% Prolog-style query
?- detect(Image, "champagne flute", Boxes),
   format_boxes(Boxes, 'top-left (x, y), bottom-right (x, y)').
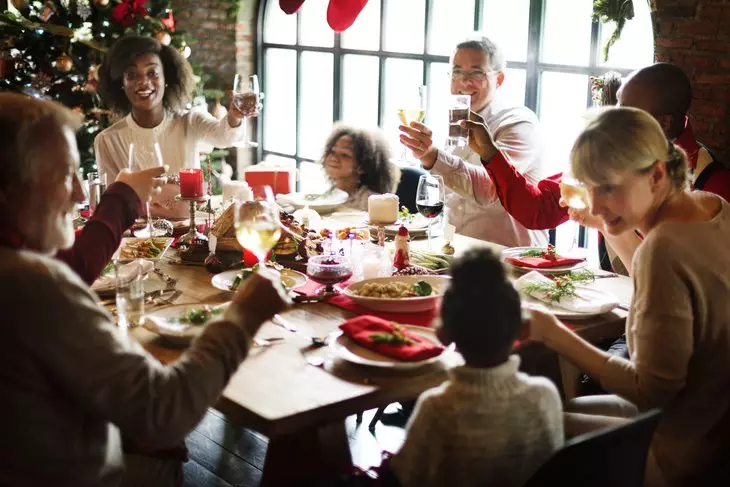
top-left (397, 85), bottom-right (427, 164)
top-left (416, 174), bottom-right (445, 250)
top-left (234, 185), bottom-right (281, 266)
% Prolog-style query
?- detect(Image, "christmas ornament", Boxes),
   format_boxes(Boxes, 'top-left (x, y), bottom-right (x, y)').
top-left (84, 64), bottom-right (99, 93)
top-left (92, 0), bottom-right (110, 6)
top-left (77, 0), bottom-right (92, 20)
top-left (327, 0), bottom-right (369, 32)
top-left (55, 54), bottom-right (73, 73)
top-left (39, 1), bottom-right (57, 22)
top-left (10, 0), bottom-right (30, 13)
top-left (180, 45), bottom-right (191, 59)
top-left (155, 31), bottom-right (171, 46)
top-left (161, 10), bottom-right (176, 32)
top-left (209, 96), bottom-right (227, 119)
top-left (279, 0), bottom-right (305, 14)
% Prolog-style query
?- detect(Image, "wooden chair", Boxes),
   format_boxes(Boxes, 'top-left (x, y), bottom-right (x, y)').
top-left (523, 408), bottom-right (662, 487)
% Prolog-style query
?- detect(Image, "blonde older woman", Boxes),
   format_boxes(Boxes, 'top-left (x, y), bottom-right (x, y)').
top-left (516, 107), bottom-right (730, 486)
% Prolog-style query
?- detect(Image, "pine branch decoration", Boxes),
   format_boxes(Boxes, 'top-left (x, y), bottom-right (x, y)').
top-left (593, 0), bottom-right (636, 62)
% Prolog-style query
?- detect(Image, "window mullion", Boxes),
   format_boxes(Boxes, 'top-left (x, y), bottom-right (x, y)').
top-left (295, 11), bottom-right (302, 191)
top-left (377, 0), bottom-right (387, 127)
top-left (334, 32), bottom-right (342, 122)
top-left (525, 0), bottom-right (544, 112)
top-left (474, 0), bottom-right (483, 31)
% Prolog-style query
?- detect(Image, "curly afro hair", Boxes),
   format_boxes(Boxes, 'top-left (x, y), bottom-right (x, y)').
top-left (98, 35), bottom-right (196, 115)
top-left (320, 123), bottom-right (400, 194)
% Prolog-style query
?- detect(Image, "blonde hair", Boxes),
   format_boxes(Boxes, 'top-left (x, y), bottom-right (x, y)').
top-left (0, 93), bottom-right (82, 192)
top-left (570, 106), bottom-right (688, 190)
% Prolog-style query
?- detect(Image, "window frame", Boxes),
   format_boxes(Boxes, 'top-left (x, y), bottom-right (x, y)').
top-left (256, 0), bottom-right (646, 247)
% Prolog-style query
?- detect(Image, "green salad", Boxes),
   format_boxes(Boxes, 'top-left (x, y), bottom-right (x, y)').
top-left (179, 305), bottom-right (226, 325)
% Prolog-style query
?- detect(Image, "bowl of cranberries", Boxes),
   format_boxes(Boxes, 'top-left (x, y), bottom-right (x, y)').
top-left (306, 254), bottom-right (353, 295)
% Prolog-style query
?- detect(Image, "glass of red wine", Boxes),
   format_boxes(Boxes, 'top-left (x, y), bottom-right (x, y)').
top-left (416, 174), bottom-right (445, 250)
top-left (306, 254), bottom-right (353, 296)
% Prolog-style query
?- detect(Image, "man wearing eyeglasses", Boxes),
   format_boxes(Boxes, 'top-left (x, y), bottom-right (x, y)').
top-left (399, 34), bottom-right (548, 247)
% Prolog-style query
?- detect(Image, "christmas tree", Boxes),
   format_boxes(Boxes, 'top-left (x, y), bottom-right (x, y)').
top-left (0, 0), bottom-right (197, 175)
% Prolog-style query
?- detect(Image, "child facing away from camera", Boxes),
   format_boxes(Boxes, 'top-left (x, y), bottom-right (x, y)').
top-left (385, 248), bottom-right (564, 487)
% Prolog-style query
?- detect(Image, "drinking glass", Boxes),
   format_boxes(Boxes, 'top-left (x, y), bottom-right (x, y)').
top-left (306, 254), bottom-right (353, 296)
top-left (397, 85), bottom-right (427, 164)
top-left (115, 259), bottom-right (145, 332)
top-left (447, 94), bottom-right (471, 149)
top-left (416, 174), bottom-right (445, 250)
top-left (234, 185), bottom-right (281, 265)
top-left (233, 73), bottom-right (264, 147)
top-left (132, 142), bottom-right (166, 238)
top-left (559, 175), bottom-right (590, 250)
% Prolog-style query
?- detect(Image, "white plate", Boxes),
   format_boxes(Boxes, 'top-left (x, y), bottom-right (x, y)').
top-left (143, 303), bottom-right (229, 345)
top-left (329, 325), bottom-right (455, 369)
top-left (280, 189), bottom-right (349, 214)
top-left (521, 287), bottom-right (620, 320)
top-left (114, 237), bottom-right (174, 261)
top-left (501, 246), bottom-right (587, 274)
top-left (367, 214), bottom-right (433, 236)
top-left (344, 275), bottom-right (450, 313)
top-left (211, 268), bottom-right (308, 292)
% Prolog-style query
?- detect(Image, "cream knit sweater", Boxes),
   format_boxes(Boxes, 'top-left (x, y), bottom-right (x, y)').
top-left (390, 356), bottom-right (563, 487)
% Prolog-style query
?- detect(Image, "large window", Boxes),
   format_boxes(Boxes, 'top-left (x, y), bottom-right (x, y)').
top-left (257, 0), bottom-right (654, 252)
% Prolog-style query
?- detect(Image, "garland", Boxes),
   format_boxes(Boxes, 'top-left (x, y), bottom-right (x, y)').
top-left (593, 0), bottom-right (636, 61)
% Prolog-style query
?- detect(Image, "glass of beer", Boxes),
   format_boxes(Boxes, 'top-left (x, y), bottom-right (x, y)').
top-left (447, 94), bottom-right (471, 148)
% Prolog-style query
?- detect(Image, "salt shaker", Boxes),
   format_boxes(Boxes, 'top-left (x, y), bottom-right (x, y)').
top-left (88, 171), bottom-right (100, 212)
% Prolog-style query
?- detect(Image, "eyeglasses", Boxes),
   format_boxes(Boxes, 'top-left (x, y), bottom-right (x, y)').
top-left (448, 69), bottom-right (498, 81)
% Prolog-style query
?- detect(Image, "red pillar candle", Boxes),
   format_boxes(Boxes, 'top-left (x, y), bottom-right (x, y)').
top-left (179, 168), bottom-right (204, 198)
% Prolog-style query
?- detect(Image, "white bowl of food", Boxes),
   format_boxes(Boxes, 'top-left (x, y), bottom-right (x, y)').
top-left (344, 275), bottom-right (450, 313)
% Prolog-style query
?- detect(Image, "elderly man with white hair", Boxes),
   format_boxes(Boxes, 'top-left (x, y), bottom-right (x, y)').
top-left (399, 34), bottom-right (548, 247)
top-left (0, 93), bottom-right (290, 486)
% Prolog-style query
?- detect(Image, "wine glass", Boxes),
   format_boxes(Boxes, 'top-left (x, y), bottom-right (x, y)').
top-left (234, 185), bottom-right (281, 266)
top-left (397, 85), bottom-right (427, 165)
top-left (416, 174), bottom-right (445, 250)
top-left (447, 94), bottom-right (471, 149)
top-left (233, 73), bottom-right (264, 147)
top-left (132, 142), bottom-right (166, 238)
top-left (306, 254), bottom-right (353, 296)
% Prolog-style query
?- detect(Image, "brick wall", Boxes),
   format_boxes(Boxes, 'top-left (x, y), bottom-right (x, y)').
top-left (654, 0), bottom-right (730, 160)
top-left (171, 0), bottom-right (257, 170)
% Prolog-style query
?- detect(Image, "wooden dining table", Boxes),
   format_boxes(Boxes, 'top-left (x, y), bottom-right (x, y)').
top-left (127, 211), bottom-right (633, 486)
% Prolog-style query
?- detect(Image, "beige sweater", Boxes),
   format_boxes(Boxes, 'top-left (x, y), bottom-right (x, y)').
top-left (599, 196), bottom-right (730, 486)
top-left (0, 248), bottom-right (252, 486)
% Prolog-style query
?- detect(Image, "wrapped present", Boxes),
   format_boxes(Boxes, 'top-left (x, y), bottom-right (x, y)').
top-left (242, 165), bottom-right (295, 196)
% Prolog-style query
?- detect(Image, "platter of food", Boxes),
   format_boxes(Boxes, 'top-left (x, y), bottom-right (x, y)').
top-left (344, 275), bottom-right (450, 313)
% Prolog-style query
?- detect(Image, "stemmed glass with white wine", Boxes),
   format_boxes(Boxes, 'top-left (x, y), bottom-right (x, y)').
top-left (234, 185), bottom-right (281, 267)
top-left (233, 73), bottom-right (264, 147)
top-left (397, 85), bottom-right (427, 164)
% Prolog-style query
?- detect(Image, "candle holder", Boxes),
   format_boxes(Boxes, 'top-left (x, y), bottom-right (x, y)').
top-left (175, 194), bottom-right (210, 247)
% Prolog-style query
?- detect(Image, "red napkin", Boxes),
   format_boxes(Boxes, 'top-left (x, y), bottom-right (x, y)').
top-left (340, 315), bottom-right (444, 362)
top-left (505, 255), bottom-right (585, 269)
top-left (294, 281), bottom-right (438, 327)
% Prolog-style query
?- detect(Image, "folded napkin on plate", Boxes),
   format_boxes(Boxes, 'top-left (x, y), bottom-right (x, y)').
top-left (505, 253), bottom-right (584, 269)
top-left (340, 315), bottom-right (444, 362)
top-left (91, 259), bottom-right (154, 293)
top-left (514, 271), bottom-right (619, 314)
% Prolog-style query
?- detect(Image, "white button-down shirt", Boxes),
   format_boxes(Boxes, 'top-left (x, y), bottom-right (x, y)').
top-left (429, 92), bottom-right (548, 248)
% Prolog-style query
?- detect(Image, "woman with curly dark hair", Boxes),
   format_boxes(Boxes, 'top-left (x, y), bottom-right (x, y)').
top-left (320, 123), bottom-right (401, 211)
top-left (95, 35), bottom-right (255, 218)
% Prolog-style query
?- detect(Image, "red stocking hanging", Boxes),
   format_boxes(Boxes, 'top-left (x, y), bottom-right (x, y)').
top-left (279, 0), bottom-right (305, 15)
top-left (327, 0), bottom-right (369, 32)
